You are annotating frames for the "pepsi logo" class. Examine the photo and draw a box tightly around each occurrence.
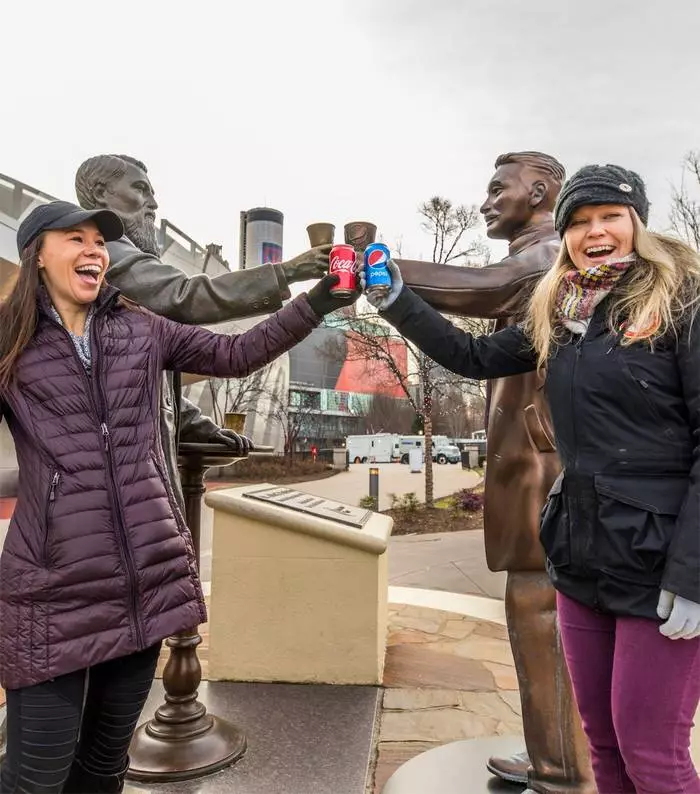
[367,250,387,267]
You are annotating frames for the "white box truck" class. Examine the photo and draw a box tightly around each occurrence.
[346,434,401,464]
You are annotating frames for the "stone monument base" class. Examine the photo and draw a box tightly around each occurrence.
[382,735,526,794]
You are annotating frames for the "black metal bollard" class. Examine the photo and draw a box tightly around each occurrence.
[369,466,379,511]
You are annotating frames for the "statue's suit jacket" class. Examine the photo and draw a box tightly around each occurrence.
[397,222,562,571]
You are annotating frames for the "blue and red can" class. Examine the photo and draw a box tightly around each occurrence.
[363,243,392,297]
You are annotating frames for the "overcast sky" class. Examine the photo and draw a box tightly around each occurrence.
[2,0,699,267]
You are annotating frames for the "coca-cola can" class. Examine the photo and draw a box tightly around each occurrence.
[328,244,357,296]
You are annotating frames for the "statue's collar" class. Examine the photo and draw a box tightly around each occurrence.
[508,220,557,257]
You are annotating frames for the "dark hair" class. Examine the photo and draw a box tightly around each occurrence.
[0,238,42,391]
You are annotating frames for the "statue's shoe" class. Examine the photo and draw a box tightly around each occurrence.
[486,749,530,784]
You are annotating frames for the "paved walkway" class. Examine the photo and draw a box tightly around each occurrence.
[373,603,521,793]
[389,530,505,600]
[255,462,479,512]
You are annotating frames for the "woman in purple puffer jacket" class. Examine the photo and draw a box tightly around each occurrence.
[0,201,357,793]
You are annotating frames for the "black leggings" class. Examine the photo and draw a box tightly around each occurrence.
[0,643,160,793]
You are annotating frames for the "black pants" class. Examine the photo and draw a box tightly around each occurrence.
[0,643,160,793]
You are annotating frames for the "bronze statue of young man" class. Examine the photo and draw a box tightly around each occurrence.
[74,153,329,507]
[396,153,594,794]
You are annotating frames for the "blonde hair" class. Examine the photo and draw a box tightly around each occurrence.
[526,209,700,368]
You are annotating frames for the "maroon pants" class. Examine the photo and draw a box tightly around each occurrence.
[557,591,700,793]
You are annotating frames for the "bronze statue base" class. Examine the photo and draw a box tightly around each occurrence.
[128,712,246,782]
[383,735,527,794]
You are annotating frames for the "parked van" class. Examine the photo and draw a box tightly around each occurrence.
[397,435,461,465]
[345,434,400,464]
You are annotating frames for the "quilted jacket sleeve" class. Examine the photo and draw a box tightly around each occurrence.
[381,286,538,379]
[151,293,322,378]
[661,319,700,605]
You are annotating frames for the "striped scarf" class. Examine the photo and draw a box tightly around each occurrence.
[555,253,637,334]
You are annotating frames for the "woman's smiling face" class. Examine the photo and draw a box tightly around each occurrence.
[564,204,635,271]
[38,221,109,308]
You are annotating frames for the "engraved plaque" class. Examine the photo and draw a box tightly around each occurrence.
[243,487,371,529]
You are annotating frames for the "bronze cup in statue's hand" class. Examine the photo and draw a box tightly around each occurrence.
[306,223,335,247]
[344,221,377,252]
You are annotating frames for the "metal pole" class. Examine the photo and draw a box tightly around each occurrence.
[369,466,379,511]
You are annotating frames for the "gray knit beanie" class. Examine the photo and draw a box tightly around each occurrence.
[554,164,649,236]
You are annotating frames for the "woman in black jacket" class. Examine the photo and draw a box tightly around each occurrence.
[364,165,700,794]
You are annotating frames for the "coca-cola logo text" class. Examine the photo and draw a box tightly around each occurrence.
[330,255,355,272]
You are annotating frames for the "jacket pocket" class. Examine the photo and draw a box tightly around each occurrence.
[43,471,61,567]
[618,358,674,438]
[149,451,188,535]
[539,472,570,568]
[593,474,687,584]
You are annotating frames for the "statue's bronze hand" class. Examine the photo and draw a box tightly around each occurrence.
[212,428,254,456]
[281,244,331,283]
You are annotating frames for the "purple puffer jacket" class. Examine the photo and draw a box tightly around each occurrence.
[0,286,321,690]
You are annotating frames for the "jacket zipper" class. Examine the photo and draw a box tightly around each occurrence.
[570,330,589,576]
[43,471,60,566]
[45,311,145,650]
[93,329,145,650]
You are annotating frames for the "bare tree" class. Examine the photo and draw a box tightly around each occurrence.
[324,194,489,507]
[362,393,414,435]
[266,389,321,461]
[433,387,486,438]
[418,196,489,265]
[670,151,700,250]
[204,369,270,426]
[332,307,476,506]
[414,196,487,506]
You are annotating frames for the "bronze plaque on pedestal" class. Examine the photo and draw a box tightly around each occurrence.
[244,487,371,528]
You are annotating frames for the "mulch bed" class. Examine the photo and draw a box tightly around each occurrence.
[385,505,484,535]
[206,456,340,488]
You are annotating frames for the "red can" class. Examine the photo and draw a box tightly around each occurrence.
[328,244,357,296]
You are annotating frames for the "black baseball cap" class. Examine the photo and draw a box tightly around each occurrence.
[17,200,124,255]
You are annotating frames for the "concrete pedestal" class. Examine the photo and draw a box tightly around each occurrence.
[205,483,393,685]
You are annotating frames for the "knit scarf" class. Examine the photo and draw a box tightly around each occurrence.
[555,253,637,334]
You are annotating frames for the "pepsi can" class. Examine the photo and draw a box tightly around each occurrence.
[364,243,392,297]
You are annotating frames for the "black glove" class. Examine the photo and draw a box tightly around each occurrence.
[306,273,361,317]
[211,429,255,455]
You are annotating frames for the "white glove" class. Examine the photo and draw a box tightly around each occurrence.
[657,589,700,640]
[358,257,404,311]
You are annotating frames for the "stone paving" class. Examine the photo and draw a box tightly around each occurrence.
[373,603,521,793]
